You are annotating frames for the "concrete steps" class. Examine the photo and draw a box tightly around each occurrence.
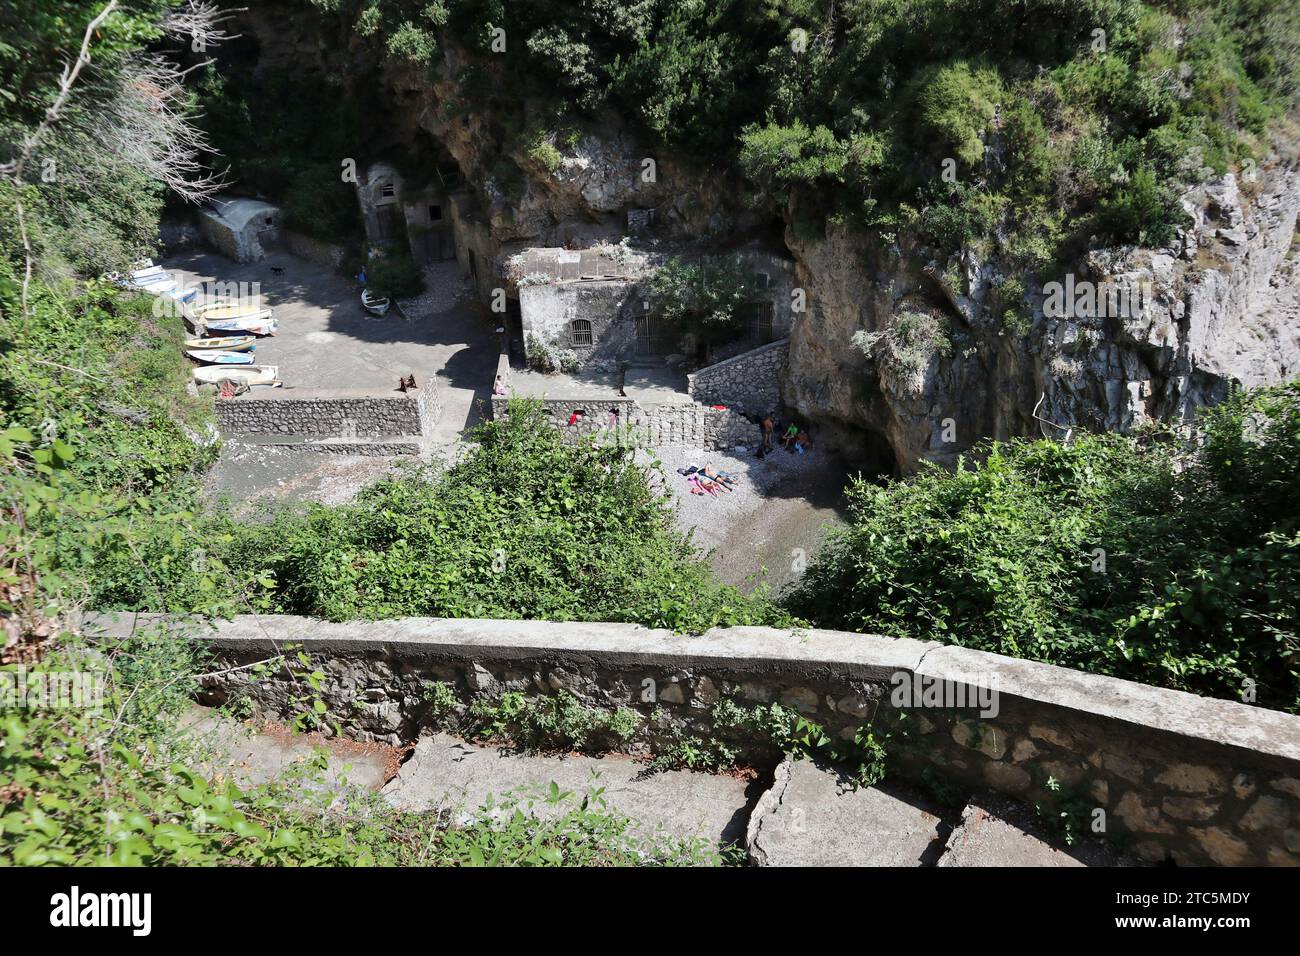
[744,757,1126,867]
[381,734,761,848]
[179,705,397,791]
[937,791,1126,867]
[745,757,949,866]
[179,709,1128,866]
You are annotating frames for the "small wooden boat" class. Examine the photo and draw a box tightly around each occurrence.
[194,301,274,322]
[184,335,256,352]
[107,264,181,296]
[202,317,278,336]
[193,365,279,386]
[362,289,390,316]
[185,349,255,365]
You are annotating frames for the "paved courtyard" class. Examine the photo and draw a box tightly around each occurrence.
[164,248,501,443]
[506,364,694,405]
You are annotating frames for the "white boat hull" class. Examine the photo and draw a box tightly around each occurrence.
[193,365,279,386]
[202,317,278,336]
[186,349,256,365]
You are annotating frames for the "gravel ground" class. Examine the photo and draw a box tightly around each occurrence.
[203,442,408,515]
[396,261,478,321]
[642,441,852,592]
[642,443,815,542]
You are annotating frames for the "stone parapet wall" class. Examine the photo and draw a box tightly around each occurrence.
[89,613,1300,866]
[215,386,438,440]
[688,338,789,416]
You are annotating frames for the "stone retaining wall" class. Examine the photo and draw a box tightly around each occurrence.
[89,613,1300,866]
[688,338,789,417]
[489,394,759,451]
[283,230,346,269]
[215,386,439,441]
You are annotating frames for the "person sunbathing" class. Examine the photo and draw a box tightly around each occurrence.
[689,475,718,497]
[701,464,736,488]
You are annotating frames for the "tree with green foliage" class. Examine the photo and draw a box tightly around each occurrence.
[646,255,764,346]
[786,383,1300,712]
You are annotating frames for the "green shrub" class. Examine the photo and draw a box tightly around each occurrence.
[97,399,790,632]
[787,383,1300,711]
[525,130,565,173]
[647,255,763,346]
[365,250,425,298]
[1098,165,1187,247]
[913,61,1003,166]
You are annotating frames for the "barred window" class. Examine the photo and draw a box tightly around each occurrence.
[570,319,594,347]
[750,301,774,343]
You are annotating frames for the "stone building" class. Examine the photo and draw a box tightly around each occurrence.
[506,243,801,371]
[355,162,457,264]
[198,197,281,263]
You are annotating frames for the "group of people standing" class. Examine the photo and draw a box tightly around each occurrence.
[759,414,811,457]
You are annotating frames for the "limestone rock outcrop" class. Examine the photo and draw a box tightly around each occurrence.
[784,152,1300,471]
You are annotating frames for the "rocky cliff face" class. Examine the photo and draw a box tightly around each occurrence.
[231,9,1300,473]
[784,152,1300,472]
[376,54,757,250]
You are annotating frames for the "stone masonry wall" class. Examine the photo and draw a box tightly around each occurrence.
[688,338,790,416]
[215,386,439,439]
[89,614,1300,867]
[490,393,759,451]
[283,230,346,269]
[519,280,639,370]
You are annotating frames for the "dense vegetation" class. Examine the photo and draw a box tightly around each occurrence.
[787,385,1300,711]
[0,0,183,275]
[0,1,751,867]
[315,0,1298,272]
[647,255,765,345]
[85,400,787,630]
[0,270,737,865]
[3,0,1299,870]
[194,68,364,244]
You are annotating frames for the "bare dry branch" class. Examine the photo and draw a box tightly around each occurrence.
[160,1,243,50]
[4,1,121,319]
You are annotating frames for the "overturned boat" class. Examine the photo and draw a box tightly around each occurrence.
[193,364,279,386]
[185,349,256,365]
[183,335,256,352]
[107,262,195,302]
[201,316,278,336]
[193,299,274,322]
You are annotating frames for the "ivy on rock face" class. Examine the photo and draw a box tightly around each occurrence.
[298,0,1295,267]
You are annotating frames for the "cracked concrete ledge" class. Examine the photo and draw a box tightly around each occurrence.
[744,756,793,866]
[85,612,1300,765]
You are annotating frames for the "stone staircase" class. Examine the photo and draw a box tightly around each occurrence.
[186,709,1125,866]
[746,756,1123,866]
